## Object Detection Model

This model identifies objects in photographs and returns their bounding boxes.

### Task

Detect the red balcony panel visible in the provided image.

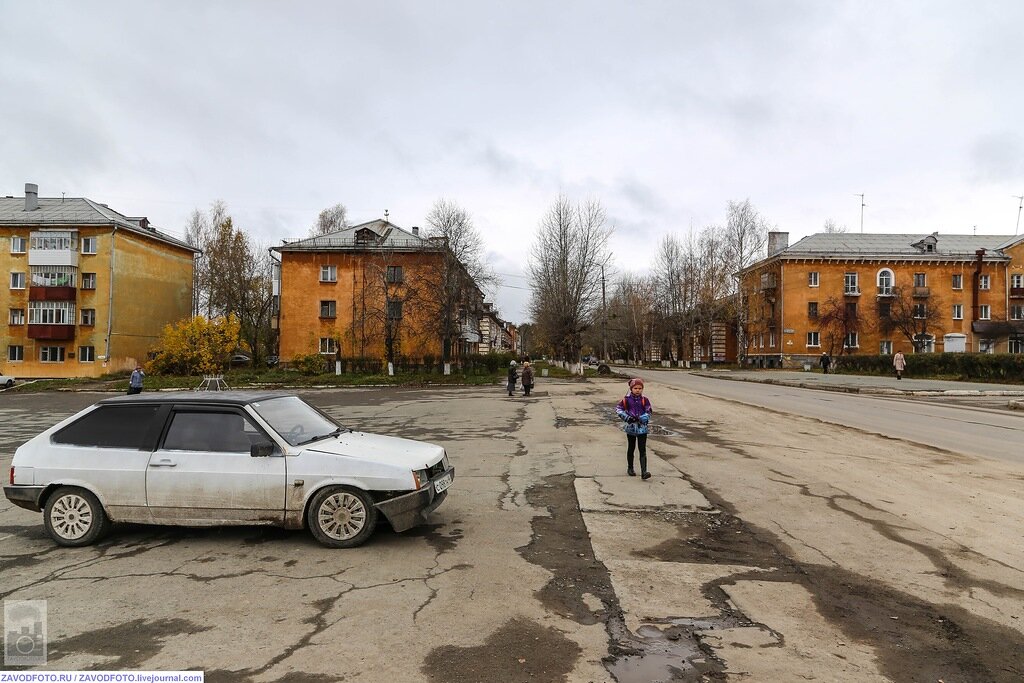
[29,286,77,302]
[1010,287,1024,299]
[27,324,76,340]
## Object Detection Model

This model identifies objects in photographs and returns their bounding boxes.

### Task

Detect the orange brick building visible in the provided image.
[271,220,484,364]
[739,232,1024,368]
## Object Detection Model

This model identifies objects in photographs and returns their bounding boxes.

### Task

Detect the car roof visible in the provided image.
[98,391,293,407]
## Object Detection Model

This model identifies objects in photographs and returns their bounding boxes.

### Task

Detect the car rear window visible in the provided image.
[53,405,162,449]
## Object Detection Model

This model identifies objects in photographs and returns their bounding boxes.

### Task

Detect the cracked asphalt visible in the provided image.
[2,379,1023,682]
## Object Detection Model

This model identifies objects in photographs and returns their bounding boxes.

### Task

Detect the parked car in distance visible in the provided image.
[266,355,280,369]
[4,392,454,548]
[229,353,252,367]
[0,368,14,388]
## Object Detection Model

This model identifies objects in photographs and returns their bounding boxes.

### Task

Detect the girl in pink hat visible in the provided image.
[615,378,653,479]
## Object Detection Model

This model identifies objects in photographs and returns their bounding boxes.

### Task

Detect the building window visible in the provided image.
[808,272,819,287]
[40,346,66,362]
[29,301,76,325]
[319,338,337,354]
[845,302,858,318]
[81,308,96,325]
[31,232,76,250]
[81,237,97,254]
[319,300,336,318]
[1012,274,1023,288]
[1011,305,1024,321]
[979,305,990,320]
[877,269,893,295]
[979,274,990,290]
[11,236,27,253]
[806,331,820,347]
[10,272,25,289]
[808,302,818,318]
[980,339,996,354]
[844,332,859,349]
[30,266,76,287]
[912,303,926,318]
[78,346,95,362]
[319,265,337,283]
[878,302,891,318]
[913,272,926,287]
[81,272,97,289]
[880,340,893,355]
[952,304,963,320]
[386,266,404,284]
[387,299,403,320]
[844,272,859,295]
[1010,337,1024,354]
[769,332,775,348]
[9,308,25,325]
[8,345,24,361]
[915,334,935,353]
[952,273,963,290]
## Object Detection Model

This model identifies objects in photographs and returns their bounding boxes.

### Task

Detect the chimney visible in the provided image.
[411,226,419,236]
[767,231,789,256]
[24,183,38,211]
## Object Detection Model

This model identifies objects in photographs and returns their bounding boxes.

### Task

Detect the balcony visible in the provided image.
[876,286,893,297]
[1010,287,1024,299]
[843,288,861,297]
[28,249,79,268]
[913,286,930,298]
[28,324,75,340]
[29,286,76,302]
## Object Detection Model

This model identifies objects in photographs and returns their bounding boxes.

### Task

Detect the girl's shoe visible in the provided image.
[641,472,652,480]
[627,468,636,476]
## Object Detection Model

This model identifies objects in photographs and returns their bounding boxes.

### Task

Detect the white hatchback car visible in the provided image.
[0,368,15,388]
[4,392,454,548]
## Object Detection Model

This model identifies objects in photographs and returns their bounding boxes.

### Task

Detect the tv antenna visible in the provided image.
[1014,195,1023,235]
[854,193,866,233]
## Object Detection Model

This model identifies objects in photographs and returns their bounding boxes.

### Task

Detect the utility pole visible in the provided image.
[1014,195,1023,235]
[601,264,608,361]
[855,193,866,233]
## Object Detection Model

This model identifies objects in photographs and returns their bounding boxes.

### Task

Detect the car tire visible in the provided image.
[43,487,111,547]
[307,486,378,548]
[4,379,12,388]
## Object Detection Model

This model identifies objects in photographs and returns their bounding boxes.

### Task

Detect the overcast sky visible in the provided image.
[4,1,1024,322]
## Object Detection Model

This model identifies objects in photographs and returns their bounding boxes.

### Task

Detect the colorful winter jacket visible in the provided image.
[616,394,652,435]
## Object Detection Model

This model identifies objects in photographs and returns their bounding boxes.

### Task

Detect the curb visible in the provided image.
[693,372,1024,400]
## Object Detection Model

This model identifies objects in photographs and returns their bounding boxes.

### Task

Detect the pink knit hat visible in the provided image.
[628,378,644,390]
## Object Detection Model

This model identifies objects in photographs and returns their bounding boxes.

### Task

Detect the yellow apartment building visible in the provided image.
[740,232,1024,368]
[2,183,198,378]
[272,220,484,364]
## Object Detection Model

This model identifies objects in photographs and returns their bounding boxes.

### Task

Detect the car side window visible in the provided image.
[163,410,271,453]
[53,405,162,449]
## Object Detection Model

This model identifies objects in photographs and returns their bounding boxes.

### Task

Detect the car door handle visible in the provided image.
[149,459,177,468]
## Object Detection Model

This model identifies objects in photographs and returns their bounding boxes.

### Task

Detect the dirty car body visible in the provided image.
[3,392,454,548]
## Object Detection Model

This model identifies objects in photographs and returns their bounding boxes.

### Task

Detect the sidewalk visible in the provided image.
[690,368,1024,409]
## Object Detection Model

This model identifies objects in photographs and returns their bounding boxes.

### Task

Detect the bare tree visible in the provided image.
[185,200,229,318]
[528,196,612,365]
[877,286,945,352]
[421,199,494,362]
[608,274,656,362]
[652,235,691,362]
[818,296,861,357]
[724,199,770,362]
[823,218,848,234]
[310,203,349,237]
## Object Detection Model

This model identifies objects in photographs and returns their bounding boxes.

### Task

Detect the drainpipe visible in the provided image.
[103,226,117,365]
[971,249,985,351]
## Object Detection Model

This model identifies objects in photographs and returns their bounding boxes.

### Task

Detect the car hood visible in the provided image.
[304,431,444,469]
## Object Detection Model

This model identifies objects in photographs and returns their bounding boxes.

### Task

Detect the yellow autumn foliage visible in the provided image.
[150,315,241,376]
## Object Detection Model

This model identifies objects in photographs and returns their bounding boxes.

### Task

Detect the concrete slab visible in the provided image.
[575,476,711,513]
[605,560,767,634]
[707,580,888,681]
[580,510,681,563]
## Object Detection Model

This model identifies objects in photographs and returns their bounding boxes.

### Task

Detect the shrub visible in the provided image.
[835,352,1024,381]
[149,315,240,376]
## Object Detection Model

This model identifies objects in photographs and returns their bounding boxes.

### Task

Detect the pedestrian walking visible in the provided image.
[615,378,653,480]
[507,360,518,397]
[820,352,831,375]
[521,361,534,396]
[127,365,145,395]
[893,350,906,380]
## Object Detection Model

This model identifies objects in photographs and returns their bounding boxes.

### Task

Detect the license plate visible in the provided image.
[434,472,453,494]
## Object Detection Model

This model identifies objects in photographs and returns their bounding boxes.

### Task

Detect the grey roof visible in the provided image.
[781,233,1022,258]
[0,196,198,253]
[274,219,434,252]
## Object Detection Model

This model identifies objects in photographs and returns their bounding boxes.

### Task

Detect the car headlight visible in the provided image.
[412,469,430,489]
[441,452,451,470]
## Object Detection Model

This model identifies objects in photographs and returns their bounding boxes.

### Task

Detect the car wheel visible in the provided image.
[4,379,12,388]
[43,487,111,547]
[307,486,378,548]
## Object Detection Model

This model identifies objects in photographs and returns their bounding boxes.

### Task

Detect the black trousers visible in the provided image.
[627,434,648,473]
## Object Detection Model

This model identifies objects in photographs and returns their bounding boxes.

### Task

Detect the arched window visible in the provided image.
[877,269,894,296]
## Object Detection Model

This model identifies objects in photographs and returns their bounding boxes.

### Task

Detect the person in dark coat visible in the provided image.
[820,352,831,374]
[507,360,518,397]
[615,378,653,479]
[521,361,534,396]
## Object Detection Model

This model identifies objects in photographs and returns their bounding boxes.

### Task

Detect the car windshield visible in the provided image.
[251,396,345,447]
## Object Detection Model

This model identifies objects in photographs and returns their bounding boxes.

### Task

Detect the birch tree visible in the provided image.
[724,199,770,362]
[310,203,349,236]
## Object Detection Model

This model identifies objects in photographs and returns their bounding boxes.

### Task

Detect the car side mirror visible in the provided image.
[251,442,275,458]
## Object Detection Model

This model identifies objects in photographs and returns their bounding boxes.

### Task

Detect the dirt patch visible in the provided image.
[409,522,464,554]
[49,618,211,669]
[422,617,582,683]
[631,511,786,569]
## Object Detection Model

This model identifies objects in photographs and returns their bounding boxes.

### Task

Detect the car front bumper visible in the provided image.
[375,467,455,533]
[3,485,46,512]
